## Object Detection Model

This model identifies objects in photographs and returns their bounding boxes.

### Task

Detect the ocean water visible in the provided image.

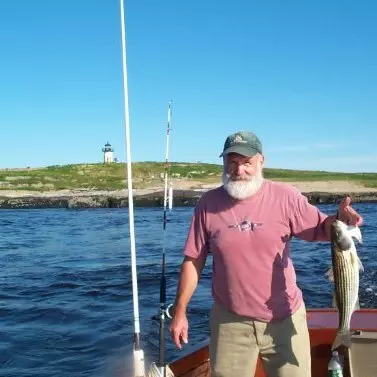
[0,203,376,377]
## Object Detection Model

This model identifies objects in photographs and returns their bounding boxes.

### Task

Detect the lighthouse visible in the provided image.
[102,142,114,163]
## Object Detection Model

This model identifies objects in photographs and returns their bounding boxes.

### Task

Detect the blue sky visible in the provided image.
[1,1,376,172]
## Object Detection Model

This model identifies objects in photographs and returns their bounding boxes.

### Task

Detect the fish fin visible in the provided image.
[325,267,334,282]
[350,252,364,272]
[332,330,352,350]
[357,256,364,273]
[347,225,363,244]
[332,293,338,309]
[354,297,360,310]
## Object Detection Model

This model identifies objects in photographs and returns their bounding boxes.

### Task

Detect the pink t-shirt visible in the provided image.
[183,179,329,322]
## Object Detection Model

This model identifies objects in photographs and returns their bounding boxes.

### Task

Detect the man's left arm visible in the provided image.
[291,194,363,242]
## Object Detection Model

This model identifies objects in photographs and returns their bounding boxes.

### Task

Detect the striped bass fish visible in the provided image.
[326,219,363,351]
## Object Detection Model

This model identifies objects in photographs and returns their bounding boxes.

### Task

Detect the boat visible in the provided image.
[167,308,377,377]
[115,3,377,377]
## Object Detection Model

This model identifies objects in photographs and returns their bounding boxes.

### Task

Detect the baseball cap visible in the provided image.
[219,131,263,157]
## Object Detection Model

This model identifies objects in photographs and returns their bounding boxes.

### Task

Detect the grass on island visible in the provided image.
[0,162,377,192]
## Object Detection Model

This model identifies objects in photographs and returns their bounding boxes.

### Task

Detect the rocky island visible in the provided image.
[1,163,377,209]
[1,180,377,209]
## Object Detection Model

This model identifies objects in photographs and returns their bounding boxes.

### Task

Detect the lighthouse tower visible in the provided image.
[102,142,114,164]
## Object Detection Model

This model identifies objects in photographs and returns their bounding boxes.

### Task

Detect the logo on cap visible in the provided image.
[230,134,247,146]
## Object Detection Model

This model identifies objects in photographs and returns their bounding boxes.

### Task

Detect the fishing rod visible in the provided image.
[119,1,145,376]
[157,102,173,377]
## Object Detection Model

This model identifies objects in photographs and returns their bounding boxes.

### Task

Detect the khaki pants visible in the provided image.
[209,302,311,377]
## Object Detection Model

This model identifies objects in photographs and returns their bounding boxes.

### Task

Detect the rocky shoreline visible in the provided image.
[1,188,377,209]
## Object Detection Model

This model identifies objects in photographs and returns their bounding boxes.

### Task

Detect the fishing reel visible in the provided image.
[151,303,174,321]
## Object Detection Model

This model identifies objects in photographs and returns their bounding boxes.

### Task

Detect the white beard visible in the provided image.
[222,171,264,200]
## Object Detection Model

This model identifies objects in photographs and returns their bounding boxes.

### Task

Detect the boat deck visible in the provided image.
[168,309,377,377]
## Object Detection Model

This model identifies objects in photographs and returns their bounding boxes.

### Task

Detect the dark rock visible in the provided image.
[1,190,377,209]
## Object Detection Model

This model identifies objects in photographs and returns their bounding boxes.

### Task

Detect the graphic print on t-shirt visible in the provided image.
[228,218,263,232]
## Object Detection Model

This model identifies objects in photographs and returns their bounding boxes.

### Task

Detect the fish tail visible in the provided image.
[332,330,352,350]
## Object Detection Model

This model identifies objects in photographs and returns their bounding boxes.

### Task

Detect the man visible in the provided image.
[169,131,363,377]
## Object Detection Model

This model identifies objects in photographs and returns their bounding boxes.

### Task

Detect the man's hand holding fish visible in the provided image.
[324,195,363,238]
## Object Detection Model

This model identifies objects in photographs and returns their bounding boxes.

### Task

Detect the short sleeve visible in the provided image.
[183,200,210,260]
[290,192,329,242]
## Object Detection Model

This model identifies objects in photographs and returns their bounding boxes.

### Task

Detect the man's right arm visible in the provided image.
[174,255,207,314]
[170,255,207,349]
[170,198,209,349]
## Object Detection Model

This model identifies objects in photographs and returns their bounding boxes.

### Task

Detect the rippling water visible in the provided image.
[0,203,376,377]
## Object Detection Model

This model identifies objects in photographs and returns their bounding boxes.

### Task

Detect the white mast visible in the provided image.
[119,1,145,376]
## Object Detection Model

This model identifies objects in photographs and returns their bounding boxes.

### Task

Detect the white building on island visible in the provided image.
[102,142,114,163]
